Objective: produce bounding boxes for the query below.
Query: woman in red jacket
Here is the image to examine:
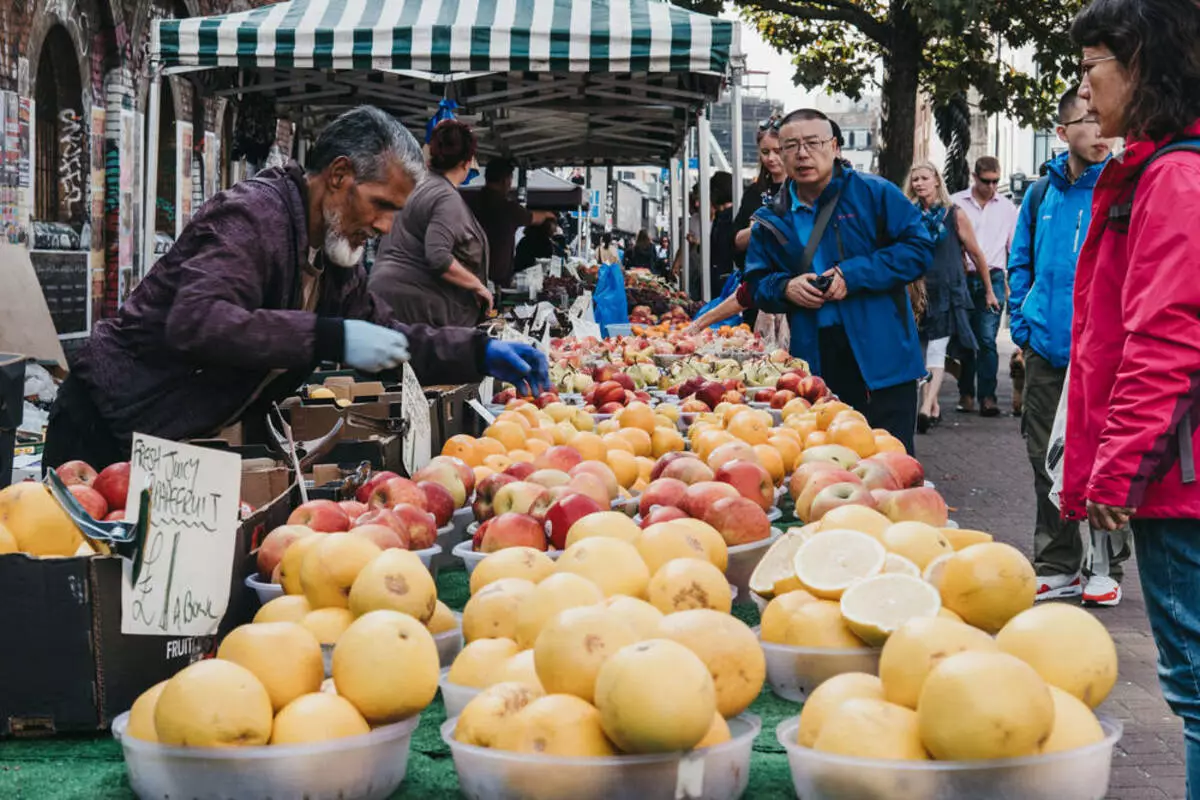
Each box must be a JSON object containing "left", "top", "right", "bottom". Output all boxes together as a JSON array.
[{"left": 1064, "top": 0, "right": 1200, "bottom": 788}]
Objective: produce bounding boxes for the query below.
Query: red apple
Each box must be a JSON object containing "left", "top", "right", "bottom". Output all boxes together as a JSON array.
[
  {"left": 418, "top": 481, "right": 456, "bottom": 527},
  {"left": 473, "top": 472, "right": 517, "bottom": 522},
  {"left": 592, "top": 364, "right": 619, "bottom": 383},
  {"left": 680, "top": 398, "right": 711, "bottom": 413},
  {"left": 650, "top": 451, "right": 700, "bottom": 481},
  {"left": 569, "top": 462, "right": 619, "bottom": 502},
  {"left": 795, "top": 469, "right": 862, "bottom": 523},
  {"left": 480, "top": 512, "right": 548, "bottom": 553},
  {"left": 715, "top": 460, "right": 775, "bottom": 511},
  {"left": 412, "top": 461, "right": 468, "bottom": 507},
  {"left": 338, "top": 500, "right": 368, "bottom": 522},
  {"left": 368, "top": 477, "right": 426, "bottom": 511},
  {"left": 534, "top": 445, "right": 583, "bottom": 473},
  {"left": 528, "top": 469, "right": 572, "bottom": 490},
  {"left": 287, "top": 499, "right": 351, "bottom": 532},
  {"left": 355, "top": 470, "right": 400, "bottom": 503},
  {"left": 503, "top": 462, "right": 538, "bottom": 481},
  {"left": 769, "top": 390, "right": 797, "bottom": 409},
  {"left": 104, "top": 510, "right": 125, "bottom": 522},
  {"left": 256, "top": 524, "right": 315, "bottom": 579},
  {"left": 721, "top": 390, "right": 744, "bottom": 405},
  {"left": 493, "top": 481, "right": 549, "bottom": 517},
  {"left": 599, "top": 401, "right": 625, "bottom": 415},
  {"left": 430, "top": 455, "right": 476, "bottom": 499},
  {"left": 350, "top": 522, "right": 410, "bottom": 551},
  {"left": 545, "top": 492, "right": 605, "bottom": 550},
  {"left": 93, "top": 461, "right": 132, "bottom": 511},
  {"left": 704, "top": 496, "right": 772, "bottom": 546},
  {"left": 566, "top": 473, "right": 610, "bottom": 508},
  {"left": 788, "top": 461, "right": 845, "bottom": 503},
  {"left": 393, "top": 503, "right": 439, "bottom": 549},
  {"left": 69, "top": 484, "right": 108, "bottom": 520},
  {"left": 721, "top": 378, "right": 746, "bottom": 393},
  {"left": 593, "top": 381, "right": 627, "bottom": 406},
  {"left": 776, "top": 373, "right": 803, "bottom": 394},
  {"left": 799, "top": 444, "right": 862, "bottom": 471},
  {"left": 753, "top": 388, "right": 776, "bottom": 403},
  {"left": 876, "top": 487, "right": 948, "bottom": 526},
  {"left": 611, "top": 373, "right": 636, "bottom": 392},
  {"left": 852, "top": 460, "right": 902, "bottom": 492},
  {"left": 356, "top": 507, "right": 404, "bottom": 534},
  {"left": 681, "top": 481, "right": 741, "bottom": 520},
  {"left": 638, "top": 477, "right": 690, "bottom": 518},
  {"left": 535, "top": 392, "right": 559, "bottom": 409},
  {"left": 660, "top": 457, "right": 716, "bottom": 486},
  {"left": 56, "top": 460, "right": 98, "bottom": 487},
  {"left": 695, "top": 381, "right": 726, "bottom": 410},
  {"left": 865, "top": 452, "right": 925, "bottom": 489},
  {"left": 640, "top": 505, "right": 690, "bottom": 528},
  {"left": 808, "top": 482, "right": 879, "bottom": 522},
  {"left": 797, "top": 375, "right": 830, "bottom": 403}
]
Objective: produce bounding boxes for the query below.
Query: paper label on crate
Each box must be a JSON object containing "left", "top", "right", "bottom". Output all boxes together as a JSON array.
[
  {"left": 400, "top": 362, "right": 431, "bottom": 475},
  {"left": 478, "top": 376, "right": 494, "bottom": 404},
  {"left": 468, "top": 399, "right": 497, "bottom": 425},
  {"left": 121, "top": 435, "right": 242, "bottom": 637}
]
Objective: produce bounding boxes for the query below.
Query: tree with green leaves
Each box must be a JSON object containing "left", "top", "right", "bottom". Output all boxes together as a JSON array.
[{"left": 684, "top": 0, "right": 1086, "bottom": 184}]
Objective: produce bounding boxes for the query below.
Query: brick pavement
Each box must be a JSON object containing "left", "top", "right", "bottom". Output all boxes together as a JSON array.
[{"left": 917, "top": 330, "right": 1185, "bottom": 799}]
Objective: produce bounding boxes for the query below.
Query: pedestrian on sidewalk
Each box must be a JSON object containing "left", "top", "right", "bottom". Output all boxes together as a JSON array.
[
  {"left": 905, "top": 162, "right": 982, "bottom": 433},
  {"left": 952, "top": 157, "right": 1014, "bottom": 417},
  {"left": 1064, "top": 0, "right": 1200, "bottom": 791},
  {"left": 1009, "top": 86, "right": 1125, "bottom": 605},
  {"left": 745, "top": 108, "right": 934, "bottom": 455}
]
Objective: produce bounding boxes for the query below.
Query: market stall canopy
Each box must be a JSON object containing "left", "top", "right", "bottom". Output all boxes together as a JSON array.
[
  {"left": 152, "top": 0, "right": 733, "bottom": 166},
  {"left": 459, "top": 169, "right": 586, "bottom": 210}
]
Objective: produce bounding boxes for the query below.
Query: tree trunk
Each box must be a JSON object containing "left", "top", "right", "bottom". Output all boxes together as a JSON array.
[{"left": 877, "top": 2, "right": 922, "bottom": 185}]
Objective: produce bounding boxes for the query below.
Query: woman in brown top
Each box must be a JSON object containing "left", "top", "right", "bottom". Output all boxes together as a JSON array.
[{"left": 369, "top": 119, "right": 493, "bottom": 327}]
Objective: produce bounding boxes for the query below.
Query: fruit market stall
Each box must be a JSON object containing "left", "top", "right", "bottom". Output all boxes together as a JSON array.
[{"left": 0, "top": 386, "right": 1123, "bottom": 800}]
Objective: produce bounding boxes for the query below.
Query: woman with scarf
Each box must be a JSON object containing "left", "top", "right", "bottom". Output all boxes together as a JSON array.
[{"left": 906, "top": 162, "right": 986, "bottom": 432}]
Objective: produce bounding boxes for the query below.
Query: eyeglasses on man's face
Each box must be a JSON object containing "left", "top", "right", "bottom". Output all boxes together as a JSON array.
[
  {"left": 975, "top": 174, "right": 1001, "bottom": 186},
  {"left": 781, "top": 136, "right": 835, "bottom": 156}
]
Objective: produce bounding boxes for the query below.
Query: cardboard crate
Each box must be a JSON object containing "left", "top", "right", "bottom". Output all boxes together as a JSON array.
[
  {"left": 424, "top": 383, "right": 482, "bottom": 443},
  {"left": 0, "top": 477, "right": 295, "bottom": 737}
]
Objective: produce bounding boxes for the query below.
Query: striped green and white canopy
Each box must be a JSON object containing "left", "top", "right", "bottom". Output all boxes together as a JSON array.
[{"left": 153, "top": 0, "right": 733, "bottom": 77}]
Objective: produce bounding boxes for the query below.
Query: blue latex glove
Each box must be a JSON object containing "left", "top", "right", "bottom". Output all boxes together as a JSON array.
[
  {"left": 485, "top": 341, "right": 550, "bottom": 396},
  {"left": 343, "top": 320, "right": 410, "bottom": 373}
]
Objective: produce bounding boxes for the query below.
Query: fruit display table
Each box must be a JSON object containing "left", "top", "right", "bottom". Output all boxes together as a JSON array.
[{"left": 0, "top": 565, "right": 802, "bottom": 800}]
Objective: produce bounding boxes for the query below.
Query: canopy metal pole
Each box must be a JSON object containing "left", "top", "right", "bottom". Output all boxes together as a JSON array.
[
  {"left": 730, "top": 24, "right": 744, "bottom": 212},
  {"left": 699, "top": 109, "right": 712, "bottom": 303},
  {"left": 669, "top": 155, "right": 680, "bottom": 278},
  {"left": 682, "top": 130, "right": 691, "bottom": 297},
  {"left": 142, "top": 66, "right": 163, "bottom": 279}
]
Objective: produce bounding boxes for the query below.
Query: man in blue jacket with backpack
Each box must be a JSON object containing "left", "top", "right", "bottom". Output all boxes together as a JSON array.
[
  {"left": 745, "top": 108, "right": 934, "bottom": 454},
  {"left": 1009, "top": 86, "right": 1127, "bottom": 606}
]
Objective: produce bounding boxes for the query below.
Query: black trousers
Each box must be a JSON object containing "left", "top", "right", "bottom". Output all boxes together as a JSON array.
[
  {"left": 42, "top": 375, "right": 129, "bottom": 473},
  {"left": 818, "top": 326, "right": 918, "bottom": 456}
]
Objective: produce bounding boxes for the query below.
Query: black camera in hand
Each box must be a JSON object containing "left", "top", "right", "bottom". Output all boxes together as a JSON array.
[{"left": 810, "top": 273, "right": 834, "bottom": 293}]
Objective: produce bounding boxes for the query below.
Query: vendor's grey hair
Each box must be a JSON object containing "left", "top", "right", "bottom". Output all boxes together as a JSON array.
[{"left": 306, "top": 106, "right": 426, "bottom": 184}]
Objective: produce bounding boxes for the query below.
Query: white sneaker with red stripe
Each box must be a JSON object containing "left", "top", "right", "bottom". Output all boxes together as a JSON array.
[
  {"left": 1036, "top": 573, "right": 1083, "bottom": 601},
  {"left": 1082, "top": 576, "right": 1122, "bottom": 607}
]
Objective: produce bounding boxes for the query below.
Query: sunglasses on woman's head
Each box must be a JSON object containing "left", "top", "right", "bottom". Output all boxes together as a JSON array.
[{"left": 758, "top": 117, "right": 781, "bottom": 132}]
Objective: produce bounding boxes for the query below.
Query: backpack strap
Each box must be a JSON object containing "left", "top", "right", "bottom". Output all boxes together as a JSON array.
[
  {"left": 1109, "top": 139, "right": 1200, "bottom": 223},
  {"left": 1022, "top": 176, "right": 1052, "bottom": 280}
]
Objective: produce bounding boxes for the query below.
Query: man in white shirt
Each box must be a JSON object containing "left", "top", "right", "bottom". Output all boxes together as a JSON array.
[{"left": 951, "top": 156, "right": 1018, "bottom": 417}]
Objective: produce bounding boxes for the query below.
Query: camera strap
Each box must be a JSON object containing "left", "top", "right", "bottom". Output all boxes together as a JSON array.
[{"left": 801, "top": 187, "right": 842, "bottom": 274}]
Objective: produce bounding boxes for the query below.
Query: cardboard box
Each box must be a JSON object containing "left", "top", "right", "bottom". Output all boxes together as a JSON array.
[
  {"left": 0, "top": 478, "right": 296, "bottom": 736},
  {"left": 425, "top": 383, "right": 482, "bottom": 441}
]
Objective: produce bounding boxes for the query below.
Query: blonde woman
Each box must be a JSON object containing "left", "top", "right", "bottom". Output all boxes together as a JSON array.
[{"left": 906, "top": 162, "right": 989, "bottom": 432}]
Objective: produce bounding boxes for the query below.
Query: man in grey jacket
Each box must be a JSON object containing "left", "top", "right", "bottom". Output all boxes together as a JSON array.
[{"left": 44, "top": 106, "right": 547, "bottom": 470}]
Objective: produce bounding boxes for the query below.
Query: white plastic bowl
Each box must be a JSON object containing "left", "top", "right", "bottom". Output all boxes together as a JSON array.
[
  {"left": 776, "top": 715, "right": 1122, "bottom": 800},
  {"left": 611, "top": 494, "right": 640, "bottom": 517},
  {"left": 245, "top": 574, "right": 284, "bottom": 604},
  {"left": 453, "top": 505, "right": 475, "bottom": 536},
  {"left": 432, "top": 522, "right": 462, "bottom": 571},
  {"left": 452, "top": 538, "right": 561, "bottom": 577},
  {"left": 750, "top": 590, "right": 768, "bottom": 614},
  {"left": 439, "top": 667, "right": 482, "bottom": 720},
  {"left": 111, "top": 710, "right": 420, "bottom": 800},
  {"left": 725, "top": 527, "right": 783, "bottom": 604},
  {"left": 414, "top": 543, "right": 443, "bottom": 572},
  {"left": 756, "top": 627, "right": 880, "bottom": 702},
  {"left": 442, "top": 713, "right": 761, "bottom": 800}
]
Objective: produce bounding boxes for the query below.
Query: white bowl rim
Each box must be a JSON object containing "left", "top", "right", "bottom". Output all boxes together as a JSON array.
[
  {"left": 441, "top": 712, "right": 762, "bottom": 767},
  {"left": 111, "top": 710, "right": 420, "bottom": 760},
  {"left": 754, "top": 626, "right": 879, "bottom": 657},
  {"left": 243, "top": 573, "right": 276, "bottom": 589},
  {"left": 726, "top": 526, "right": 784, "bottom": 555},
  {"left": 452, "top": 540, "right": 560, "bottom": 559},
  {"left": 438, "top": 523, "right": 456, "bottom": 536},
  {"left": 774, "top": 715, "right": 1123, "bottom": 771}
]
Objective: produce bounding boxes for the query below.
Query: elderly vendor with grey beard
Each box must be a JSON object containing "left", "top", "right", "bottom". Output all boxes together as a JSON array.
[{"left": 42, "top": 106, "right": 548, "bottom": 471}]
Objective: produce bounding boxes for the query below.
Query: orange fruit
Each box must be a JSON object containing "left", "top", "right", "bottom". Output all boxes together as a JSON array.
[
  {"left": 486, "top": 421, "right": 527, "bottom": 452},
  {"left": 514, "top": 404, "right": 543, "bottom": 428},
  {"left": 527, "top": 427, "right": 555, "bottom": 446},
  {"left": 507, "top": 449, "right": 536, "bottom": 464},
  {"left": 814, "top": 401, "right": 852, "bottom": 431},
  {"left": 754, "top": 444, "right": 787, "bottom": 485},
  {"left": 784, "top": 414, "right": 819, "bottom": 441},
  {"left": 483, "top": 454, "right": 513, "bottom": 472},
  {"left": 688, "top": 421, "right": 720, "bottom": 444},
  {"left": 569, "top": 431, "right": 608, "bottom": 463},
  {"left": 473, "top": 466, "right": 495, "bottom": 485},
  {"left": 651, "top": 427, "right": 686, "bottom": 458},
  {"left": 780, "top": 398, "right": 812, "bottom": 419},
  {"left": 694, "top": 430, "right": 734, "bottom": 462},
  {"left": 474, "top": 436, "right": 507, "bottom": 459},
  {"left": 636, "top": 457, "right": 656, "bottom": 484},
  {"left": 872, "top": 428, "right": 891, "bottom": 437},
  {"left": 607, "top": 450, "right": 640, "bottom": 489},
  {"left": 804, "top": 431, "right": 830, "bottom": 449},
  {"left": 552, "top": 421, "right": 578, "bottom": 445},
  {"left": 596, "top": 419, "right": 621, "bottom": 435},
  {"left": 617, "top": 428, "right": 653, "bottom": 458},
  {"left": 727, "top": 411, "right": 770, "bottom": 445},
  {"left": 525, "top": 439, "right": 551, "bottom": 457},
  {"left": 602, "top": 433, "right": 636, "bottom": 454},
  {"left": 829, "top": 420, "right": 878, "bottom": 458},
  {"left": 618, "top": 403, "right": 657, "bottom": 434},
  {"left": 442, "top": 435, "right": 480, "bottom": 467},
  {"left": 875, "top": 435, "right": 907, "bottom": 454},
  {"left": 496, "top": 411, "right": 533, "bottom": 432},
  {"left": 832, "top": 409, "right": 869, "bottom": 427},
  {"left": 771, "top": 426, "right": 802, "bottom": 445},
  {"left": 767, "top": 435, "right": 803, "bottom": 473}
]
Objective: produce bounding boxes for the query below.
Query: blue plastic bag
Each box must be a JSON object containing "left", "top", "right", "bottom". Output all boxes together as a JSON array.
[
  {"left": 695, "top": 270, "right": 743, "bottom": 329},
  {"left": 593, "top": 263, "right": 630, "bottom": 337}
]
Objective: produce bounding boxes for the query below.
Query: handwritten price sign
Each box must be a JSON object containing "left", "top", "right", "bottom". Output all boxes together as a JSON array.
[{"left": 121, "top": 434, "right": 241, "bottom": 636}]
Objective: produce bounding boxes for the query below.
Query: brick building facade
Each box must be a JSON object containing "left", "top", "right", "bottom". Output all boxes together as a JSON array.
[{"left": 4, "top": 0, "right": 283, "bottom": 343}]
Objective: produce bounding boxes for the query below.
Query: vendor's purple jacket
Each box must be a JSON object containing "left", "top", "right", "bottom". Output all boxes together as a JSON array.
[{"left": 74, "top": 162, "right": 487, "bottom": 442}]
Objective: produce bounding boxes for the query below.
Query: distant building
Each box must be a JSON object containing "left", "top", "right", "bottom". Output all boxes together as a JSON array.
[{"left": 709, "top": 92, "right": 782, "bottom": 182}]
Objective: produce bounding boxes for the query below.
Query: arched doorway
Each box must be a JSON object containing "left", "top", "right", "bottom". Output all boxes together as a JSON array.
[
  {"left": 152, "top": 79, "right": 177, "bottom": 237},
  {"left": 33, "top": 25, "right": 85, "bottom": 228}
]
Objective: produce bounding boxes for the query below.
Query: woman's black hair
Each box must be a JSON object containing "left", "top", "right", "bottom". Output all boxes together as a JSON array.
[
  {"left": 601, "top": 232, "right": 612, "bottom": 247},
  {"left": 427, "top": 119, "right": 478, "bottom": 172},
  {"left": 1071, "top": 0, "right": 1200, "bottom": 141}
]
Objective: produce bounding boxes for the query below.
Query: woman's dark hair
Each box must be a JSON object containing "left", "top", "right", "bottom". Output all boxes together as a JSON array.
[
  {"left": 1071, "top": 0, "right": 1200, "bottom": 140},
  {"left": 601, "top": 232, "right": 612, "bottom": 247},
  {"left": 710, "top": 171, "right": 733, "bottom": 207},
  {"left": 635, "top": 229, "right": 652, "bottom": 249},
  {"left": 427, "top": 119, "right": 478, "bottom": 172},
  {"left": 755, "top": 128, "right": 780, "bottom": 189}
]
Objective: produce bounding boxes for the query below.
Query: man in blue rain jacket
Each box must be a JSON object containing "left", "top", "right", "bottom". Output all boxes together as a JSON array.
[{"left": 745, "top": 108, "right": 934, "bottom": 454}]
